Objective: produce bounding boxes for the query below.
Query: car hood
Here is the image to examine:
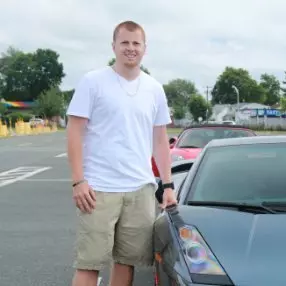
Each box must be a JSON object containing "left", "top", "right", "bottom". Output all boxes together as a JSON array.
[
  {"left": 171, "top": 147, "right": 202, "bottom": 159},
  {"left": 170, "top": 205, "right": 286, "bottom": 286}
]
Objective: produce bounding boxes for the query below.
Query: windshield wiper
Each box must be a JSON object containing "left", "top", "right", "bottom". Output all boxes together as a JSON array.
[
  {"left": 262, "top": 201, "right": 286, "bottom": 213},
  {"left": 187, "top": 201, "right": 277, "bottom": 214}
]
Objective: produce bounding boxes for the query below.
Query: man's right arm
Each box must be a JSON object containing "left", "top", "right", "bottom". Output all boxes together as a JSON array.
[
  {"left": 66, "top": 115, "right": 87, "bottom": 183},
  {"left": 67, "top": 116, "right": 96, "bottom": 213},
  {"left": 65, "top": 73, "right": 97, "bottom": 213}
]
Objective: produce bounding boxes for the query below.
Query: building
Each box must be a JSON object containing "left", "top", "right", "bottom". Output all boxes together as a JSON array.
[{"left": 211, "top": 103, "right": 270, "bottom": 122}]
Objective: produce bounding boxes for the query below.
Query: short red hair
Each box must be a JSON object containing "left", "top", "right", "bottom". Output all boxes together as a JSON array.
[{"left": 113, "top": 21, "right": 146, "bottom": 42}]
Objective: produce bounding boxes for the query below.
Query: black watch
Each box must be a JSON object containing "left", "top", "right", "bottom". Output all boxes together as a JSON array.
[{"left": 162, "top": 182, "right": 174, "bottom": 190}]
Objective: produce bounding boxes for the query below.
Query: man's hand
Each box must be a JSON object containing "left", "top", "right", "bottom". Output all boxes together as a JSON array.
[
  {"left": 160, "top": 188, "right": 177, "bottom": 209},
  {"left": 72, "top": 181, "right": 96, "bottom": 213}
]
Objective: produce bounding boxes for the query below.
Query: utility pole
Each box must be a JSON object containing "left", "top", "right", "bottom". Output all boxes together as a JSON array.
[
  {"left": 232, "top": 85, "right": 240, "bottom": 123},
  {"left": 205, "top": 86, "right": 212, "bottom": 122},
  {"left": 206, "top": 86, "right": 211, "bottom": 102}
]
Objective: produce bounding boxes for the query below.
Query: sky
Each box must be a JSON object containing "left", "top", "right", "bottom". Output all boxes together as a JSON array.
[{"left": 0, "top": 0, "right": 286, "bottom": 96}]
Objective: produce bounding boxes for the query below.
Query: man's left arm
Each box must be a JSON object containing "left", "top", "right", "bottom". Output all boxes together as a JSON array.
[
  {"left": 153, "top": 126, "right": 177, "bottom": 208},
  {"left": 153, "top": 125, "right": 172, "bottom": 183},
  {"left": 152, "top": 83, "right": 177, "bottom": 208}
]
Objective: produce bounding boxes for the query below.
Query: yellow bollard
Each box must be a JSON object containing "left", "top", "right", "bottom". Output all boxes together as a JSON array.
[
  {"left": 0, "top": 124, "right": 8, "bottom": 137},
  {"left": 36, "top": 125, "right": 42, "bottom": 133},
  {"left": 51, "top": 123, "right": 58, "bottom": 132},
  {"left": 0, "top": 122, "right": 3, "bottom": 137},
  {"left": 3, "top": 125, "right": 8, "bottom": 136},
  {"left": 18, "top": 120, "right": 24, "bottom": 135},
  {"left": 24, "top": 122, "right": 31, "bottom": 135},
  {"left": 44, "top": 126, "right": 51, "bottom": 133},
  {"left": 15, "top": 119, "right": 22, "bottom": 135},
  {"left": 14, "top": 122, "right": 18, "bottom": 134}
]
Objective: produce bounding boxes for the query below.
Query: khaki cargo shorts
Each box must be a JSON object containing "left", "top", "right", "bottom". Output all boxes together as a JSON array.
[{"left": 73, "top": 183, "right": 156, "bottom": 270}]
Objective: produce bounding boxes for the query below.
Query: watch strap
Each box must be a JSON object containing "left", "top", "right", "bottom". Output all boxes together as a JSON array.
[{"left": 162, "top": 182, "right": 174, "bottom": 190}]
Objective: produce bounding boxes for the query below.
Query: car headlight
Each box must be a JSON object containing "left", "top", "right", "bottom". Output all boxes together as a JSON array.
[
  {"left": 172, "top": 154, "right": 184, "bottom": 161},
  {"left": 177, "top": 225, "right": 233, "bottom": 285}
]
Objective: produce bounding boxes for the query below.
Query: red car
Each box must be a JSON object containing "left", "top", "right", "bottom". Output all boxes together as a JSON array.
[{"left": 152, "top": 124, "right": 256, "bottom": 177}]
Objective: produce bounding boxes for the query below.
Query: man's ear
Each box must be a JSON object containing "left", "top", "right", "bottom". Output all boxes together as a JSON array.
[{"left": 144, "top": 43, "right": 147, "bottom": 55}]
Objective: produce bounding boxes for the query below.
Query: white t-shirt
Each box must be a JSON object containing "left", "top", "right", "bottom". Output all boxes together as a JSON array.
[{"left": 67, "top": 66, "right": 171, "bottom": 192}]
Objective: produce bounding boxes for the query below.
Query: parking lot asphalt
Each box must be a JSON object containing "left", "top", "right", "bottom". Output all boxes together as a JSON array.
[{"left": 0, "top": 132, "right": 155, "bottom": 286}]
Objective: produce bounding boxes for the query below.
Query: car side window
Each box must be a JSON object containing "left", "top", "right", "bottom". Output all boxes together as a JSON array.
[{"left": 176, "top": 175, "right": 187, "bottom": 201}]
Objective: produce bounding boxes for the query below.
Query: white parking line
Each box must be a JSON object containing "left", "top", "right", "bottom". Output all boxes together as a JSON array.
[
  {"left": 18, "top": 143, "right": 32, "bottom": 147},
  {"left": 98, "top": 277, "right": 102, "bottom": 285},
  {"left": 22, "top": 178, "right": 70, "bottom": 182},
  {"left": 0, "top": 166, "right": 52, "bottom": 188},
  {"left": 55, "top": 153, "right": 67, "bottom": 158}
]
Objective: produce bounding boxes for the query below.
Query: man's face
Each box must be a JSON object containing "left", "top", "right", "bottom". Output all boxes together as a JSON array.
[{"left": 112, "top": 28, "right": 146, "bottom": 68}]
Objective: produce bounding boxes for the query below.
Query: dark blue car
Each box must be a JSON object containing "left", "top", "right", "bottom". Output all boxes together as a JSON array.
[{"left": 154, "top": 135, "right": 286, "bottom": 286}]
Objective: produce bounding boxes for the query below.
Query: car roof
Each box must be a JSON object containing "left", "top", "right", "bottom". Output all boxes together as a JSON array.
[
  {"left": 182, "top": 123, "right": 253, "bottom": 130},
  {"left": 207, "top": 135, "right": 286, "bottom": 148}
]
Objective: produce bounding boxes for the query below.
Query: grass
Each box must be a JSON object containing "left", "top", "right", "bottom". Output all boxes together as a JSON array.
[
  {"left": 2, "top": 127, "right": 284, "bottom": 139},
  {"left": 167, "top": 127, "right": 183, "bottom": 134},
  {"left": 256, "top": 130, "right": 286, "bottom": 135}
]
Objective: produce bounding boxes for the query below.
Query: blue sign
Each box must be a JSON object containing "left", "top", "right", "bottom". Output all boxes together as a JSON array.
[{"left": 250, "top": 109, "right": 286, "bottom": 118}]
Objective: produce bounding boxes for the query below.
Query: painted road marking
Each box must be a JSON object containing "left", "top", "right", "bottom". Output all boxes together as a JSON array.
[
  {"left": 0, "top": 166, "right": 51, "bottom": 188},
  {"left": 98, "top": 277, "right": 102, "bottom": 285},
  {"left": 22, "top": 178, "right": 70, "bottom": 182},
  {"left": 18, "top": 143, "right": 32, "bottom": 147},
  {"left": 55, "top": 153, "right": 67, "bottom": 158}
]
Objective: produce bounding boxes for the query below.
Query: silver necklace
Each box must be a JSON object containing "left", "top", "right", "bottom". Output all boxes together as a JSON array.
[{"left": 113, "top": 67, "right": 141, "bottom": 97}]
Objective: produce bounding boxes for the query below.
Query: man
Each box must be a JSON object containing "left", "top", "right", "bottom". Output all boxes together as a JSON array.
[{"left": 66, "top": 20, "right": 177, "bottom": 286}]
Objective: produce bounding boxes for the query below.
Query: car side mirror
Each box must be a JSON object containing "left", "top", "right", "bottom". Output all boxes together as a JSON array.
[{"left": 169, "top": 137, "right": 177, "bottom": 148}]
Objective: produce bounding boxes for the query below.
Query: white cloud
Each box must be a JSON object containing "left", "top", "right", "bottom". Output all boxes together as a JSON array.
[{"left": 0, "top": 0, "right": 285, "bottom": 96}]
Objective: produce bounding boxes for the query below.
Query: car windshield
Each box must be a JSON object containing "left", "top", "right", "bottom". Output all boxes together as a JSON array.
[
  {"left": 188, "top": 143, "right": 286, "bottom": 205},
  {"left": 177, "top": 128, "right": 253, "bottom": 148}
]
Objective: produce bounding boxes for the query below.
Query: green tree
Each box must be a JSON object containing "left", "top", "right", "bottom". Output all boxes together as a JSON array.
[
  {"left": 108, "top": 58, "right": 116, "bottom": 66},
  {"left": 259, "top": 73, "right": 281, "bottom": 106},
  {"left": 62, "top": 89, "right": 74, "bottom": 104},
  {"left": 172, "top": 104, "right": 185, "bottom": 120},
  {"left": 0, "top": 46, "right": 23, "bottom": 76},
  {"left": 188, "top": 94, "right": 212, "bottom": 122},
  {"left": 107, "top": 57, "right": 150, "bottom": 74},
  {"left": 280, "top": 97, "right": 286, "bottom": 112},
  {"left": 163, "top": 79, "right": 197, "bottom": 119},
  {"left": 34, "top": 87, "right": 65, "bottom": 119},
  {"left": 0, "top": 47, "right": 65, "bottom": 101},
  {"left": 0, "top": 47, "right": 25, "bottom": 99},
  {"left": 0, "top": 102, "right": 7, "bottom": 117},
  {"left": 211, "top": 67, "right": 265, "bottom": 104},
  {"left": 281, "top": 71, "right": 286, "bottom": 96}
]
